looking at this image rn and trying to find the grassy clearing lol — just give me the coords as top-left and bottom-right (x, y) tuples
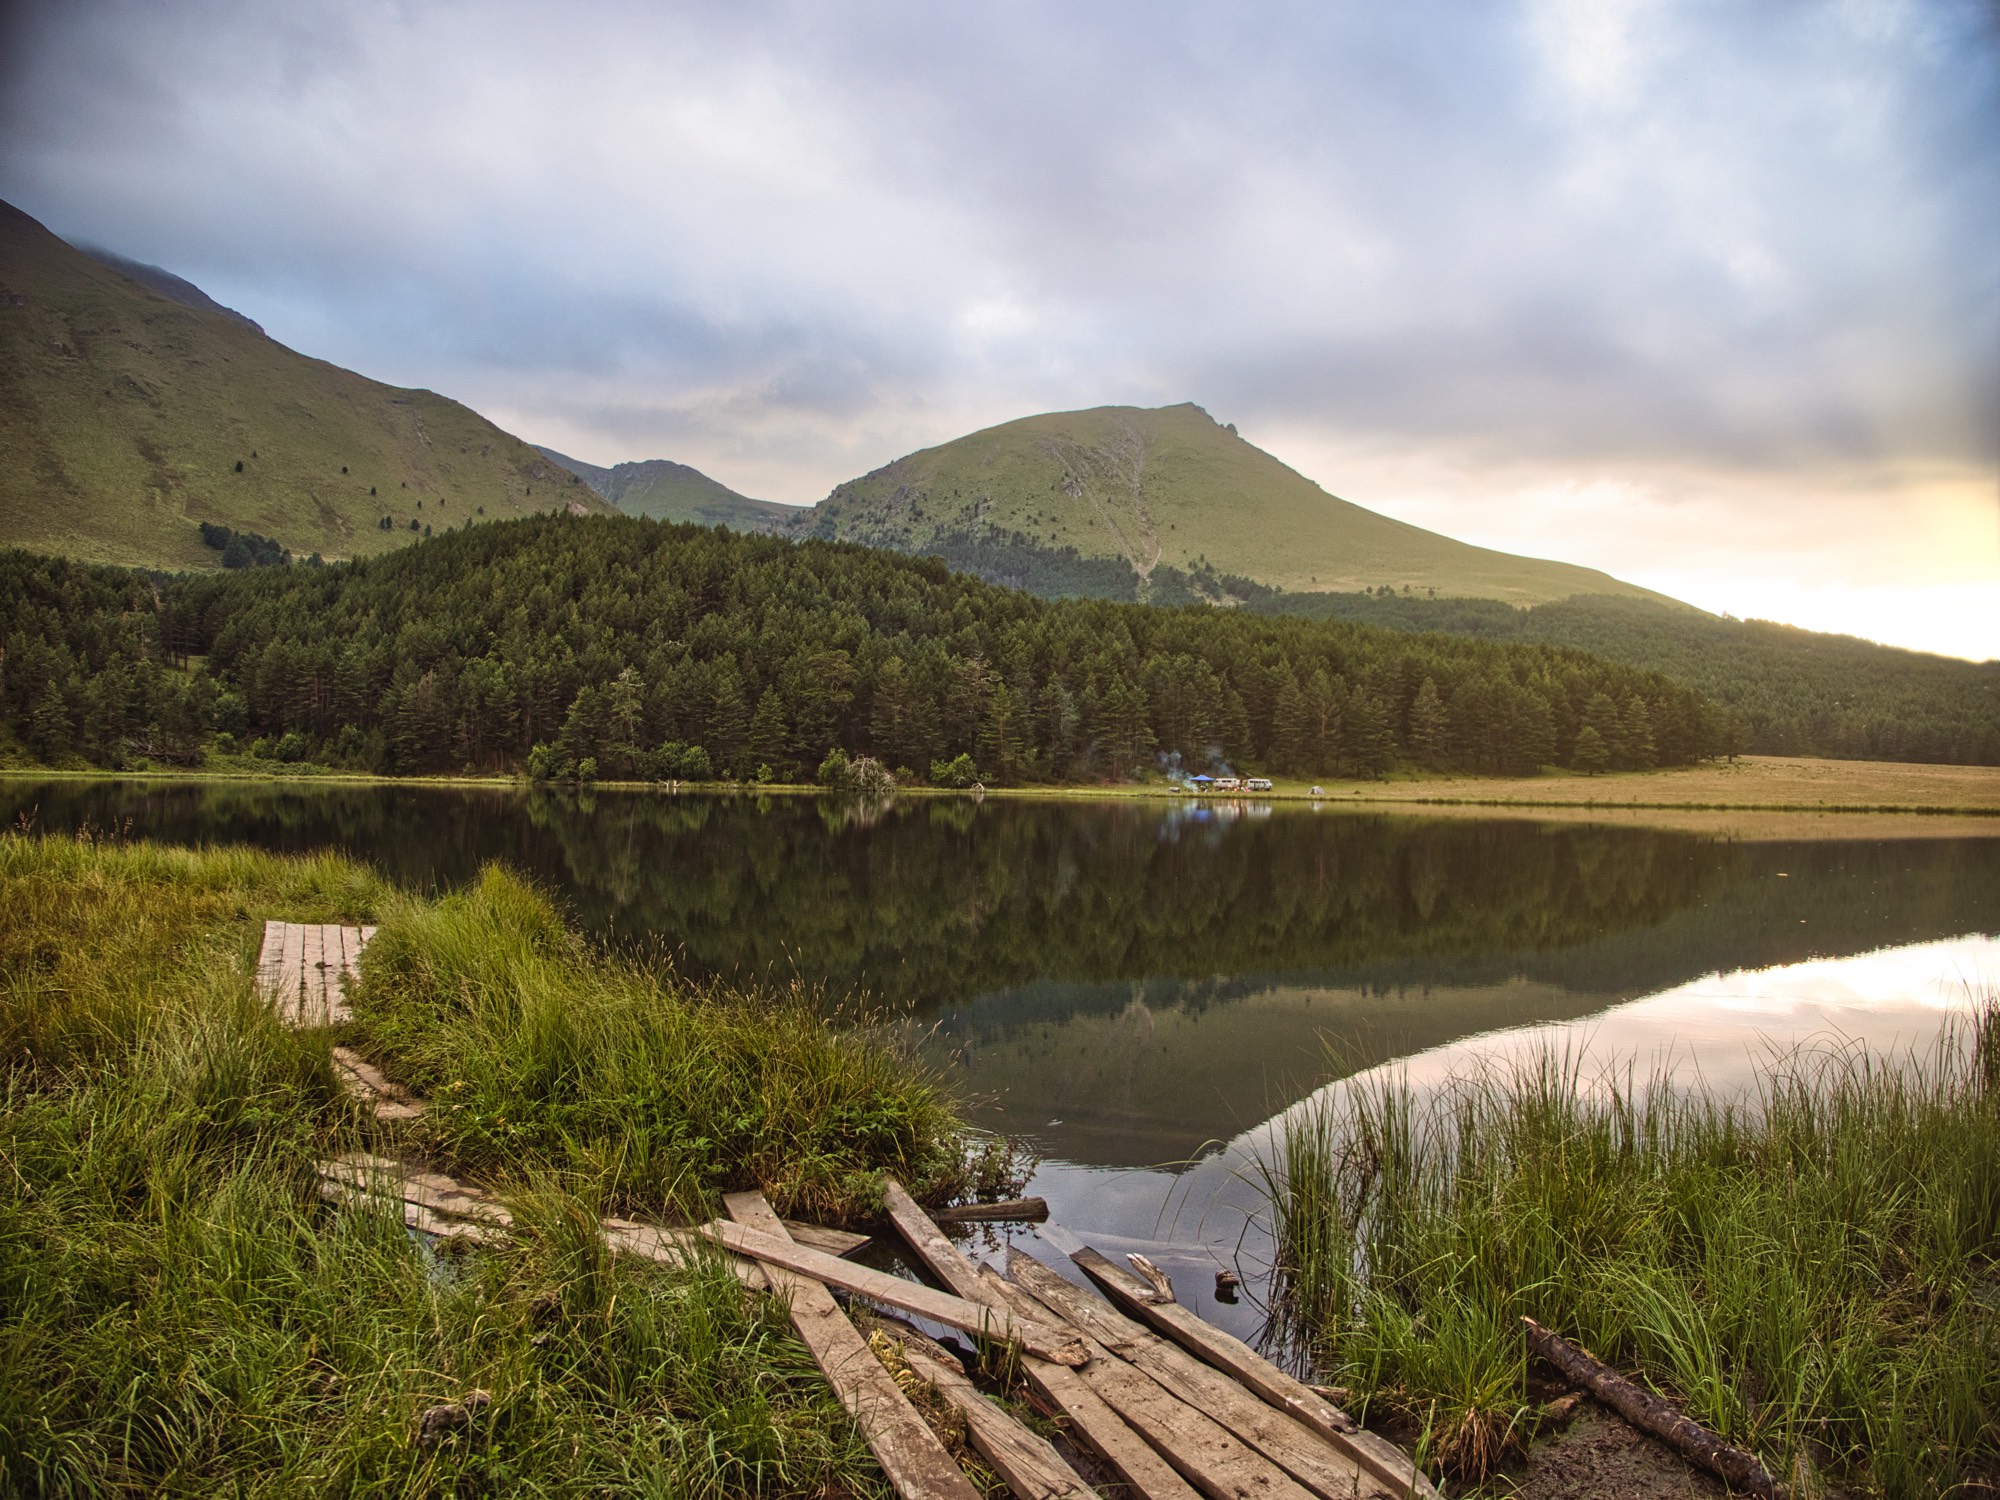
(1262, 1011), (2000, 1496)
(0, 834), (964, 1495)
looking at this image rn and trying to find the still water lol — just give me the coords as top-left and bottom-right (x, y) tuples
(9, 778), (1997, 1333)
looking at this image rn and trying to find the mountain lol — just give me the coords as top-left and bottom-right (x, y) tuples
(0, 199), (614, 571)
(532, 447), (796, 532)
(796, 402), (1673, 607)
(74, 244), (265, 334)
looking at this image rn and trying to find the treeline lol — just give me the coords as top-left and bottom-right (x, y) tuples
(1256, 590), (2000, 766)
(0, 518), (1730, 781)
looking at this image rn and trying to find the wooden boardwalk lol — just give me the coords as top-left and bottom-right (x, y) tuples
(256, 920), (375, 1027)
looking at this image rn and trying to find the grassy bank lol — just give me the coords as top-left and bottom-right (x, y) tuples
(1263, 1015), (2000, 1496)
(0, 834), (965, 1494)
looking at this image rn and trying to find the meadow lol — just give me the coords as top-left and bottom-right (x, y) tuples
(0, 833), (966, 1495)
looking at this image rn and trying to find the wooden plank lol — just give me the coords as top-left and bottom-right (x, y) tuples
(994, 1265), (1321, 1500)
(1010, 1254), (1389, 1500)
(602, 1215), (768, 1292)
(882, 1178), (989, 1303)
(317, 1177), (508, 1244)
(304, 924), (327, 1025)
(256, 920), (288, 997)
(881, 1180), (1201, 1500)
(700, 1218), (1089, 1367)
(935, 1197), (1050, 1223)
(323, 926), (349, 1023)
(278, 921), (306, 1022)
(319, 1154), (513, 1229)
(900, 1342), (1099, 1499)
(1074, 1249), (1435, 1500)
(330, 1046), (425, 1122)
(784, 1221), (872, 1258)
(723, 1191), (981, 1500)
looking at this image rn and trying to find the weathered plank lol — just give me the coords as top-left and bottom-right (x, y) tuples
(257, 920), (287, 996)
(724, 1191), (981, 1500)
(319, 1154), (513, 1229)
(1074, 1249), (1434, 1499)
(1010, 1253), (1389, 1500)
(330, 1046), (425, 1122)
(700, 1218), (1089, 1367)
(316, 1176), (508, 1244)
(996, 1263), (1320, 1500)
(935, 1197), (1051, 1224)
(305, 924), (328, 1024)
(879, 1180), (1201, 1500)
(900, 1341), (1100, 1499)
(279, 920), (305, 1019)
(602, 1215), (769, 1291)
(784, 1221), (872, 1258)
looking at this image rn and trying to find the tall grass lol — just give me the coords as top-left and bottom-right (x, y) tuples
(349, 864), (970, 1220)
(1263, 1009), (2000, 1494)
(0, 834), (942, 1494)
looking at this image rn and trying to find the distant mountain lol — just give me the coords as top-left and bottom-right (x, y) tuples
(532, 447), (796, 532)
(796, 402), (1673, 607)
(0, 199), (614, 571)
(74, 244), (265, 334)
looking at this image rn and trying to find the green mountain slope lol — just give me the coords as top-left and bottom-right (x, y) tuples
(797, 402), (1671, 606)
(532, 446), (796, 531)
(0, 199), (613, 570)
(1255, 591), (2000, 763)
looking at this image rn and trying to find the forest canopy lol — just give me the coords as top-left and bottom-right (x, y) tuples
(1, 517), (1731, 783)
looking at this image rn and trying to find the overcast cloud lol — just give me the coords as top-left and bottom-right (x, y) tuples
(3, 0), (1995, 655)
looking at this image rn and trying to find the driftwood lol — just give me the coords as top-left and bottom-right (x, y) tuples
(935, 1197), (1050, 1223)
(1011, 1252), (1391, 1500)
(725, 1192), (980, 1500)
(701, 1217), (1090, 1367)
(1521, 1317), (1782, 1499)
(1074, 1248), (1435, 1500)
(900, 1342), (1100, 1499)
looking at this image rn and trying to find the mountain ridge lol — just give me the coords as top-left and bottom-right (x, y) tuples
(532, 446), (795, 531)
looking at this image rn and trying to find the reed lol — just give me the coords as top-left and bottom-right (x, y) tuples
(0, 833), (951, 1494)
(1262, 1009), (2000, 1494)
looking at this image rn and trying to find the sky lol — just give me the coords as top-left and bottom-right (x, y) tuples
(3, 0), (1996, 659)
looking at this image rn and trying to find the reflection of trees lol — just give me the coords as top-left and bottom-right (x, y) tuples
(8, 782), (1996, 1019)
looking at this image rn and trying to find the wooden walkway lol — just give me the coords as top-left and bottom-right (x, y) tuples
(263, 915), (1437, 1500)
(256, 920), (375, 1027)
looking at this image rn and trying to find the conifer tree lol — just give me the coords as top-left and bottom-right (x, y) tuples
(1408, 676), (1448, 768)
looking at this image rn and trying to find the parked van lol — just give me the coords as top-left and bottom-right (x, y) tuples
(1244, 777), (1273, 792)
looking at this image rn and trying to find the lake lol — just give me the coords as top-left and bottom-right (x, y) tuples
(9, 777), (1997, 1336)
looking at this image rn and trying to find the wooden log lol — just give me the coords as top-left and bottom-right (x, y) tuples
(699, 1218), (1089, 1368)
(934, 1197), (1050, 1223)
(1073, 1248), (1434, 1499)
(900, 1342), (1100, 1499)
(995, 1263), (1321, 1500)
(976, 1267), (1208, 1500)
(1013, 1253), (1392, 1500)
(878, 1180), (1199, 1500)
(1521, 1317), (1781, 1499)
(784, 1221), (873, 1259)
(724, 1191), (981, 1500)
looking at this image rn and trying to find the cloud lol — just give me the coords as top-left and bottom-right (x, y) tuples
(2, 0), (1995, 652)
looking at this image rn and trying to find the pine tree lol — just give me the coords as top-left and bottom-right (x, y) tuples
(1344, 684), (1395, 779)
(1305, 668), (1342, 775)
(1408, 677), (1448, 768)
(1581, 691), (1624, 766)
(1621, 693), (1657, 770)
(1270, 668), (1308, 772)
(745, 687), (790, 780)
(1572, 723), (1611, 774)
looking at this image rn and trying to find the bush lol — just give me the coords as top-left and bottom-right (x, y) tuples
(929, 753), (979, 789)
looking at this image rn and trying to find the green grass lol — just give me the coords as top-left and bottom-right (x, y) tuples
(0, 834), (965, 1494)
(0, 199), (614, 571)
(804, 402), (1670, 605)
(1261, 1015), (2000, 1494)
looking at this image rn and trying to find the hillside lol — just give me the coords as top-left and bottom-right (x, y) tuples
(0, 200), (614, 571)
(1254, 591), (2000, 765)
(532, 446), (796, 531)
(796, 402), (1672, 606)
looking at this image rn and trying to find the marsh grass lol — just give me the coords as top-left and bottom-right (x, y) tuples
(0, 834), (944, 1494)
(1262, 1011), (2000, 1494)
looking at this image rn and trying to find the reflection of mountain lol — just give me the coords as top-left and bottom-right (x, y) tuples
(925, 976), (1622, 1167)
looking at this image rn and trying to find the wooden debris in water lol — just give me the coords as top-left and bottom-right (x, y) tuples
(899, 1341), (1100, 1500)
(1073, 1248), (1434, 1499)
(935, 1197), (1049, 1223)
(1521, 1317), (1781, 1499)
(784, 1220), (872, 1258)
(725, 1190), (981, 1500)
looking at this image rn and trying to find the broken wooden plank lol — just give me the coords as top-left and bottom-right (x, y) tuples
(1074, 1248), (1434, 1499)
(996, 1262), (1321, 1500)
(1522, 1317), (1780, 1499)
(316, 1177), (507, 1244)
(935, 1197), (1050, 1224)
(602, 1215), (768, 1292)
(724, 1191), (981, 1500)
(318, 1154), (513, 1229)
(900, 1341), (1100, 1499)
(700, 1218), (1089, 1367)
(883, 1179), (989, 1303)
(1011, 1253), (1389, 1500)
(784, 1220), (872, 1258)
(330, 1046), (425, 1122)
